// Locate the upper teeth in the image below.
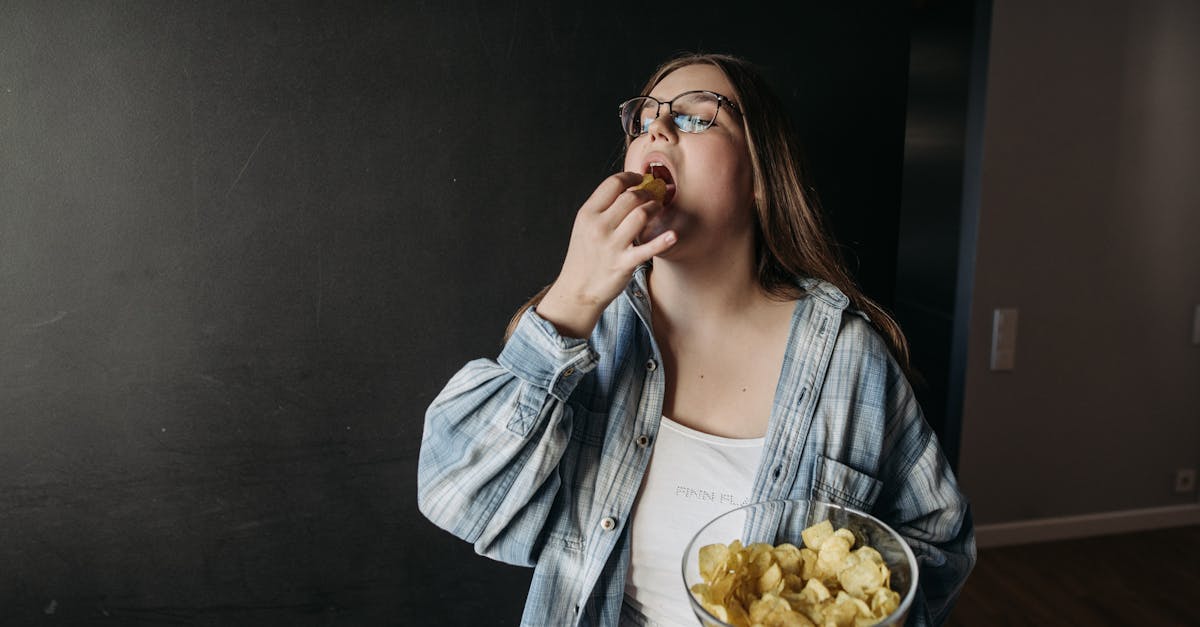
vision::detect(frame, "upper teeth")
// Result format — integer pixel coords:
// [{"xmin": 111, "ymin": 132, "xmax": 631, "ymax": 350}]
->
[{"xmin": 648, "ymin": 161, "xmax": 665, "ymax": 174}]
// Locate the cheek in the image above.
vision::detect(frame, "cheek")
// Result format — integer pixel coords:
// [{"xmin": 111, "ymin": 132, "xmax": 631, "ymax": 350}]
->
[
  {"xmin": 621, "ymin": 142, "xmax": 643, "ymax": 172},
  {"xmin": 723, "ymin": 147, "xmax": 755, "ymax": 204},
  {"xmin": 698, "ymin": 156, "xmax": 751, "ymax": 202},
  {"xmin": 738, "ymin": 158, "xmax": 755, "ymax": 199}
]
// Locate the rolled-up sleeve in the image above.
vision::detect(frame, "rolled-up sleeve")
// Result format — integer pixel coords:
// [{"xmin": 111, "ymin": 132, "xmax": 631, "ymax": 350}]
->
[
  {"xmin": 417, "ymin": 307, "xmax": 599, "ymax": 566},
  {"xmin": 877, "ymin": 360, "xmax": 976, "ymax": 626}
]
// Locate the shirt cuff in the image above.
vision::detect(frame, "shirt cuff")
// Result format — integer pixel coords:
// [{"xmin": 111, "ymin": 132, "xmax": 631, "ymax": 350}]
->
[{"xmin": 498, "ymin": 306, "xmax": 600, "ymax": 402}]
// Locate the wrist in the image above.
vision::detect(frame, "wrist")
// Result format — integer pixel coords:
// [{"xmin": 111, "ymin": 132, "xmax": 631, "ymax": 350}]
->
[{"xmin": 536, "ymin": 285, "xmax": 604, "ymax": 339}]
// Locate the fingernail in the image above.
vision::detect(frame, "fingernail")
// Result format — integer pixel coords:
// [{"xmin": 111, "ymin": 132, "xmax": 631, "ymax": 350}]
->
[{"xmin": 664, "ymin": 232, "xmax": 676, "ymax": 244}]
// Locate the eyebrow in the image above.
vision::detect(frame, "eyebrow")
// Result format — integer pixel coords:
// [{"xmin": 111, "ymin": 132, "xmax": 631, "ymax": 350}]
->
[{"xmin": 649, "ymin": 89, "xmax": 724, "ymax": 99}]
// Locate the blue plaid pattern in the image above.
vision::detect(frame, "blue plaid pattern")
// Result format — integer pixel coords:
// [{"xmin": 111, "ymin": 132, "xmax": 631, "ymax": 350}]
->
[{"xmin": 418, "ymin": 267, "xmax": 975, "ymax": 626}]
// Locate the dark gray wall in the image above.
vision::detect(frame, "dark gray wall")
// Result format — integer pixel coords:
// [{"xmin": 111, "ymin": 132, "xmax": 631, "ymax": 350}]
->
[
  {"xmin": 959, "ymin": 0, "xmax": 1200, "ymax": 525},
  {"xmin": 1, "ymin": 2, "xmax": 916, "ymax": 623}
]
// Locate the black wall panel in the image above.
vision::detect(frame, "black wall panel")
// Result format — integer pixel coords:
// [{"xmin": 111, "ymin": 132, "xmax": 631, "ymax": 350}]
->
[{"xmin": 0, "ymin": 2, "xmax": 924, "ymax": 623}]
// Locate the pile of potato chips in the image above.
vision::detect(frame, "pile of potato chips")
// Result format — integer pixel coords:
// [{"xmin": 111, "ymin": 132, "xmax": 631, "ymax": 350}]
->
[{"xmin": 690, "ymin": 520, "xmax": 901, "ymax": 627}]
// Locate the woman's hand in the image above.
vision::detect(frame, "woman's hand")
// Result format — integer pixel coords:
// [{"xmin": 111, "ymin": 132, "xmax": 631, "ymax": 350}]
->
[{"xmin": 536, "ymin": 172, "xmax": 677, "ymax": 338}]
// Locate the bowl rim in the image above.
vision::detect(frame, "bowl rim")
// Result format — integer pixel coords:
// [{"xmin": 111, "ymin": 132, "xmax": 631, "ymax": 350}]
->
[{"xmin": 680, "ymin": 498, "xmax": 920, "ymax": 626}]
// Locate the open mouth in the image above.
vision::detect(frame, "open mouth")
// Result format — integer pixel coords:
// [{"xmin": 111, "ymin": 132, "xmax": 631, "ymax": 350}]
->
[{"xmin": 645, "ymin": 161, "xmax": 677, "ymax": 205}]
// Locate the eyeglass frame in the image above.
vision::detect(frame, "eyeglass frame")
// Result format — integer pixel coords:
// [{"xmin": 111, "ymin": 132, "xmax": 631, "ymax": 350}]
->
[{"xmin": 617, "ymin": 90, "xmax": 742, "ymax": 138}]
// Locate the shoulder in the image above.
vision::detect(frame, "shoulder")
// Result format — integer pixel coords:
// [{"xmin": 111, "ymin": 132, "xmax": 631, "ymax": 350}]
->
[
  {"xmin": 794, "ymin": 277, "xmax": 888, "ymax": 357},
  {"xmin": 790, "ymin": 278, "xmax": 896, "ymax": 394},
  {"xmin": 835, "ymin": 312, "xmax": 890, "ymax": 361}
]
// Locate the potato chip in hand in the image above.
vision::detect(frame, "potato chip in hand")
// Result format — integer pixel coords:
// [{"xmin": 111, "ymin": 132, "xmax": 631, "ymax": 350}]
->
[{"xmin": 633, "ymin": 173, "xmax": 668, "ymax": 204}]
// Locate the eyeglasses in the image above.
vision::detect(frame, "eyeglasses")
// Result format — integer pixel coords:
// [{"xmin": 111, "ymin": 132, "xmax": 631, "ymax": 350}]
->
[{"xmin": 617, "ymin": 90, "xmax": 741, "ymax": 138}]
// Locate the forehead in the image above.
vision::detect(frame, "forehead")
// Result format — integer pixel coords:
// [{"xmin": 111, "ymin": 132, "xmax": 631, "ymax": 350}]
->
[{"xmin": 649, "ymin": 64, "xmax": 737, "ymax": 101}]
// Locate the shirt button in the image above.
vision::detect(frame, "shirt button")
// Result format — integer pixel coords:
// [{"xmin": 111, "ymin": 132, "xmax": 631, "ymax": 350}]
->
[
  {"xmin": 633, "ymin": 289, "xmax": 646, "ymax": 300},
  {"xmin": 645, "ymin": 359, "xmax": 657, "ymax": 372},
  {"xmin": 562, "ymin": 367, "xmax": 575, "ymax": 377},
  {"xmin": 636, "ymin": 435, "xmax": 650, "ymax": 448},
  {"xmin": 600, "ymin": 517, "xmax": 616, "ymax": 531}
]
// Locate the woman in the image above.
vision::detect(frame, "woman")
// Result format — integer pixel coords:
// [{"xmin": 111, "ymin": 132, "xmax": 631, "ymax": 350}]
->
[{"xmin": 418, "ymin": 53, "xmax": 975, "ymax": 626}]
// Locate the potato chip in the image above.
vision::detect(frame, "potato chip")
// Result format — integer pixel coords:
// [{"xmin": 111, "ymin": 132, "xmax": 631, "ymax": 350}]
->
[
  {"xmin": 690, "ymin": 518, "xmax": 902, "ymax": 627},
  {"xmin": 749, "ymin": 542, "xmax": 775, "ymax": 575},
  {"xmin": 772, "ymin": 543, "xmax": 804, "ymax": 576},
  {"xmin": 824, "ymin": 593, "xmax": 859, "ymax": 627},
  {"xmin": 749, "ymin": 592, "xmax": 791, "ymax": 622},
  {"xmin": 799, "ymin": 576, "xmax": 831, "ymax": 604},
  {"xmin": 632, "ymin": 173, "xmax": 668, "ymax": 203},
  {"xmin": 839, "ymin": 550, "xmax": 861, "ymax": 574},
  {"xmin": 853, "ymin": 546, "xmax": 884, "ymax": 566},
  {"xmin": 775, "ymin": 607, "xmax": 819, "ymax": 627},
  {"xmin": 838, "ymin": 560, "xmax": 884, "ymax": 599},
  {"xmin": 700, "ymin": 542, "xmax": 731, "ymax": 581},
  {"xmin": 870, "ymin": 586, "xmax": 901, "ymax": 617},
  {"xmin": 757, "ymin": 562, "xmax": 783, "ymax": 595},
  {"xmin": 750, "ymin": 593, "xmax": 817, "ymax": 627},
  {"xmin": 800, "ymin": 520, "xmax": 833, "ymax": 549},
  {"xmin": 815, "ymin": 534, "xmax": 852, "ymax": 581},
  {"xmin": 704, "ymin": 600, "xmax": 729, "ymax": 623},
  {"xmin": 724, "ymin": 600, "xmax": 750, "ymax": 626},
  {"xmin": 799, "ymin": 547, "xmax": 820, "ymax": 580},
  {"xmin": 842, "ymin": 595, "xmax": 877, "ymax": 627}
]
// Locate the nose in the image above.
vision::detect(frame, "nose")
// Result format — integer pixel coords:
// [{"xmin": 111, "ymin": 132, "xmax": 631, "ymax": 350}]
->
[{"xmin": 643, "ymin": 106, "xmax": 677, "ymax": 143}]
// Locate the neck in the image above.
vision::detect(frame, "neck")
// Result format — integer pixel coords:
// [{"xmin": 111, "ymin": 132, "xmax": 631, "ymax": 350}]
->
[{"xmin": 647, "ymin": 237, "xmax": 768, "ymax": 336}]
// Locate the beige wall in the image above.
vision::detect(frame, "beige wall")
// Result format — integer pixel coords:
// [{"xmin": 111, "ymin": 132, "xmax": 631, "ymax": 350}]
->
[{"xmin": 958, "ymin": 0, "xmax": 1200, "ymax": 524}]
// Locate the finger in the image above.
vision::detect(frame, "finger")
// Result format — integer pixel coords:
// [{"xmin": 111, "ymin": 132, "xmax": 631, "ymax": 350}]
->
[
  {"xmin": 580, "ymin": 172, "xmax": 649, "ymax": 213},
  {"xmin": 602, "ymin": 189, "xmax": 656, "ymax": 227},
  {"xmin": 627, "ymin": 229, "xmax": 677, "ymax": 264},
  {"xmin": 612, "ymin": 201, "xmax": 656, "ymax": 244}
]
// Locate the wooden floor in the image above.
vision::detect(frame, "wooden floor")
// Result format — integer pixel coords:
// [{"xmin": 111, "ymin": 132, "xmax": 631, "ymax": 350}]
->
[{"xmin": 946, "ymin": 524, "xmax": 1200, "ymax": 626}]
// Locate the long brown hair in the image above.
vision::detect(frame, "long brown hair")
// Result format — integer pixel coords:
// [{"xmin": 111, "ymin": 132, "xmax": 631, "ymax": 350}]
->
[{"xmin": 505, "ymin": 53, "xmax": 913, "ymax": 376}]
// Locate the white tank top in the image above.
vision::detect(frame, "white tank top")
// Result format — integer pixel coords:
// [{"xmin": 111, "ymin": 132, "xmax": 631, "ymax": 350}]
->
[{"xmin": 623, "ymin": 416, "xmax": 765, "ymax": 626}]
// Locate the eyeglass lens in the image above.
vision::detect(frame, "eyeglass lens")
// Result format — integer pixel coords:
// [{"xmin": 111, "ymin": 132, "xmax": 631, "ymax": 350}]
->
[{"xmin": 621, "ymin": 92, "xmax": 722, "ymax": 137}]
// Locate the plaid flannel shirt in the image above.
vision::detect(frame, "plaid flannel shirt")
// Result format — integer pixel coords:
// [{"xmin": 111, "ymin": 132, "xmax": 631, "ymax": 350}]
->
[{"xmin": 418, "ymin": 267, "xmax": 975, "ymax": 626}]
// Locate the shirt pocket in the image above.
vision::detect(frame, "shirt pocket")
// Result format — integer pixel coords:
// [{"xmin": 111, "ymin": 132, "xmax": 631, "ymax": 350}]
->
[
  {"xmin": 810, "ymin": 455, "xmax": 883, "ymax": 512},
  {"xmin": 506, "ymin": 381, "xmax": 552, "ymax": 437}
]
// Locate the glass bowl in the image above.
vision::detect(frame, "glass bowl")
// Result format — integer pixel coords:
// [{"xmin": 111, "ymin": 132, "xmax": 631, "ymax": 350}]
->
[{"xmin": 681, "ymin": 499, "xmax": 918, "ymax": 626}]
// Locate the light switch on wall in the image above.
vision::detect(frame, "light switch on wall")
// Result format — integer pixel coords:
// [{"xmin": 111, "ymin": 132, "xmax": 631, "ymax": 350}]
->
[{"xmin": 991, "ymin": 308, "xmax": 1018, "ymax": 371}]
